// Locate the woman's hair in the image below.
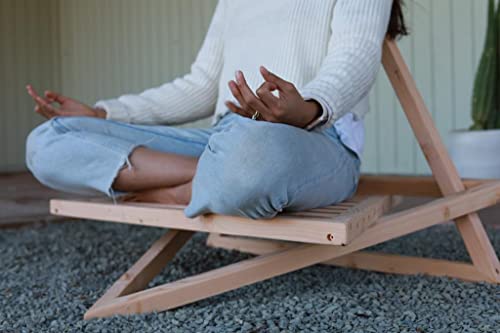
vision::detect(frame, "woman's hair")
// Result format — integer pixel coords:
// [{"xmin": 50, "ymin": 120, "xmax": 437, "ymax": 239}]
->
[{"xmin": 387, "ymin": 0, "xmax": 408, "ymax": 39}]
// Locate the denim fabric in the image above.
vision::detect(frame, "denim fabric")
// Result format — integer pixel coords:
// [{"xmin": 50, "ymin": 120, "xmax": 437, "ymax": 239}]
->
[{"xmin": 26, "ymin": 113, "xmax": 360, "ymax": 219}]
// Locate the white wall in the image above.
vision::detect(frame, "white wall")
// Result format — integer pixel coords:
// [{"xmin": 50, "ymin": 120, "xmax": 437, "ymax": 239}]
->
[
  {"xmin": 365, "ymin": 0, "xmax": 488, "ymax": 174},
  {"xmin": 59, "ymin": 0, "xmax": 217, "ymax": 109},
  {"xmin": 0, "ymin": 0, "xmax": 61, "ymax": 172},
  {"xmin": 0, "ymin": 0, "xmax": 489, "ymax": 173}
]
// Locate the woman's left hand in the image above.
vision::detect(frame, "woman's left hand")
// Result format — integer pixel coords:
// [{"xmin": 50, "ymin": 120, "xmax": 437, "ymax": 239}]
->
[{"xmin": 225, "ymin": 66, "xmax": 322, "ymax": 128}]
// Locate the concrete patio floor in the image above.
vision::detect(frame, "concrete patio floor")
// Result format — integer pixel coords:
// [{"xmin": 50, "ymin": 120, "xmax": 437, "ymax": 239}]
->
[
  {"xmin": 1, "ymin": 172, "xmax": 499, "ymax": 229},
  {"xmin": 0, "ymin": 172, "xmax": 81, "ymax": 228}
]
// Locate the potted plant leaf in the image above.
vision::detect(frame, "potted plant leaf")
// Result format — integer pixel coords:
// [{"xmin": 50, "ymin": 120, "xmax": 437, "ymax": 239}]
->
[{"xmin": 449, "ymin": 0, "xmax": 500, "ymax": 179}]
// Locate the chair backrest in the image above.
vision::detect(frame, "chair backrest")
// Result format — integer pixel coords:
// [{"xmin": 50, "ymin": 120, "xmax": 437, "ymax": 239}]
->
[{"xmin": 381, "ymin": 39, "xmax": 465, "ymax": 196}]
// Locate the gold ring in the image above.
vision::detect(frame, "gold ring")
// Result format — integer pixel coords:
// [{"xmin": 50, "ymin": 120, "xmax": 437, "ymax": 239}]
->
[{"xmin": 252, "ymin": 111, "xmax": 260, "ymax": 120}]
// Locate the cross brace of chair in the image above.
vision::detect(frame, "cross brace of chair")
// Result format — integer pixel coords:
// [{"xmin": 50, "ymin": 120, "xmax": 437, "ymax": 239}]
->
[{"xmin": 49, "ymin": 40, "xmax": 500, "ymax": 319}]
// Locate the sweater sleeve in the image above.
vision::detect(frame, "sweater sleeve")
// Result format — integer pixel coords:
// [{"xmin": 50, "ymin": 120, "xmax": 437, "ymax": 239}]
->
[
  {"xmin": 299, "ymin": 0, "xmax": 392, "ymax": 128},
  {"xmin": 95, "ymin": 0, "xmax": 226, "ymax": 125}
]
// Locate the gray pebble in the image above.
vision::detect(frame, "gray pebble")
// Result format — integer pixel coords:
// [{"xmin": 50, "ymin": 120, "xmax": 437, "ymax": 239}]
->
[{"xmin": 0, "ymin": 222, "xmax": 499, "ymax": 332}]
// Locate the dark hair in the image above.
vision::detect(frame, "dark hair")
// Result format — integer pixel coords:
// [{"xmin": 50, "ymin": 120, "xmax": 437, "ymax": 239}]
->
[{"xmin": 387, "ymin": 0, "xmax": 408, "ymax": 39}]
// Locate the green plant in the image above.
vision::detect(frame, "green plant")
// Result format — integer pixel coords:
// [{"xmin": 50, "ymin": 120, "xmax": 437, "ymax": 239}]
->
[{"xmin": 471, "ymin": 0, "xmax": 499, "ymax": 130}]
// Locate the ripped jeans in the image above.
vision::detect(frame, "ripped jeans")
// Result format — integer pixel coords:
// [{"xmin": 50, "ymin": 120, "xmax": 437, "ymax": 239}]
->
[{"xmin": 26, "ymin": 113, "xmax": 361, "ymax": 219}]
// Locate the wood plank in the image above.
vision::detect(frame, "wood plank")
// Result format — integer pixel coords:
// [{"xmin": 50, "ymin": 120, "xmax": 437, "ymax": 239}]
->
[
  {"xmin": 50, "ymin": 201, "xmax": 350, "ymax": 245},
  {"xmin": 300, "ymin": 208, "xmax": 346, "ymax": 213},
  {"xmin": 84, "ymin": 242, "xmax": 329, "ymax": 318},
  {"xmin": 383, "ymin": 40, "xmax": 500, "ymax": 282},
  {"xmin": 357, "ymin": 174, "xmax": 494, "ymax": 197},
  {"xmin": 51, "ymin": 196, "xmax": 392, "ymax": 246},
  {"xmin": 86, "ymin": 181, "xmax": 500, "ymax": 317},
  {"xmin": 394, "ymin": 16, "xmax": 416, "ymax": 174},
  {"xmin": 87, "ymin": 230, "xmax": 193, "ymax": 317},
  {"xmin": 325, "ymin": 252, "xmax": 482, "ymax": 282},
  {"xmin": 207, "ymin": 234, "xmax": 484, "ymax": 282},
  {"xmin": 329, "ymin": 181, "xmax": 500, "ymax": 280},
  {"xmin": 282, "ymin": 211, "xmax": 343, "ymax": 218},
  {"xmin": 335, "ymin": 196, "xmax": 395, "ymax": 242},
  {"xmin": 207, "ymin": 233, "xmax": 296, "ymax": 254},
  {"xmin": 207, "ymin": 182, "xmax": 500, "ymax": 283}
]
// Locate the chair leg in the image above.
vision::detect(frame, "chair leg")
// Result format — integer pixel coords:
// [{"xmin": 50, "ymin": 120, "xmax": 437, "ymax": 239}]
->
[
  {"xmin": 85, "ymin": 230, "xmax": 194, "ymax": 319},
  {"xmin": 454, "ymin": 214, "xmax": 500, "ymax": 282},
  {"xmin": 207, "ymin": 234, "xmax": 488, "ymax": 283},
  {"xmin": 86, "ymin": 183, "xmax": 500, "ymax": 319},
  {"xmin": 85, "ymin": 242, "xmax": 322, "ymax": 319},
  {"xmin": 382, "ymin": 40, "xmax": 500, "ymax": 283}
]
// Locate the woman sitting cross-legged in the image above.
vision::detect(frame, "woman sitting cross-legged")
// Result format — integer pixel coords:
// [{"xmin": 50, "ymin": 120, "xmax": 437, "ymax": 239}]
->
[{"xmin": 25, "ymin": 0, "xmax": 407, "ymax": 219}]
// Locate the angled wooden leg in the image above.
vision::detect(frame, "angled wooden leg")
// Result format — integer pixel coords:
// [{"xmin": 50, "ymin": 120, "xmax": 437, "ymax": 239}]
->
[
  {"xmin": 356, "ymin": 175, "xmax": 494, "ymax": 197},
  {"xmin": 324, "ymin": 251, "xmax": 483, "ymax": 281},
  {"xmin": 453, "ymin": 214, "xmax": 500, "ymax": 281},
  {"xmin": 207, "ymin": 234, "xmax": 486, "ymax": 283},
  {"xmin": 84, "ymin": 41, "xmax": 500, "ymax": 320},
  {"xmin": 85, "ymin": 230, "xmax": 194, "ymax": 319},
  {"xmin": 383, "ymin": 40, "xmax": 500, "ymax": 282},
  {"xmin": 86, "ymin": 181, "xmax": 500, "ymax": 319}
]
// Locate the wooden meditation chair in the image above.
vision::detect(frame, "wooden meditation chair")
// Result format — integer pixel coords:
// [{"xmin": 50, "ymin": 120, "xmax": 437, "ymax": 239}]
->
[{"xmin": 50, "ymin": 39, "xmax": 500, "ymax": 320}]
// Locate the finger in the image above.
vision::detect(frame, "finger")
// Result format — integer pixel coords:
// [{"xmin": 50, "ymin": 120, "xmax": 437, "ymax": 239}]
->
[
  {"xmin": 26, "ymin": 84, "xmax": 43, "ymax": 101},
  {"xmin": 27, "ymin": 85, "xmax": 53, "ymax": 107},
  {"xmin": 45, "ymin": 90, "xmax": 68, "ymax": 104},
  {"xmin": 226, "ymin": 101, "xmax": 268, "ymax": 122},
  {"xmin": 27, "ymin": 86, "xmax": 54, "ymax": 119},
  {"xmin": 33, "ymin": 104, "xmax": 53, "ymax": 117},
  {"xmin": 228, "ymin": 80, "xmax": 252, "ymax": 116},
  {"xmin": 235, "ymin": 71, "xmax": 270, "ymax": 114},
  {"xmin": 35, "ymin": 95, "xmax": 61, "ymax": 118},
  {"xmin": 44, "ymin": 93, "xmax": 57, "ymax": 104},
  {"xmin": 29, "ymin": 87, "xmax": 52, "ymax": 117},
  {"xmin": 225, "ymin": 101, "xmax": 249, "ymax": 118},
  {"xmin": 260, "ymin": 66, "xmax": 295, "ymax": 92},
  {"xmin": 256, "ymin": 82, "xmax": 279, "ymax": 108},
  {"xmin": 31, "ymin": 88, "xmax": 70, "ymax": 119},
  {"xmin": 34, "ymin": 103, "xmax": 52, "ymax": 119}
]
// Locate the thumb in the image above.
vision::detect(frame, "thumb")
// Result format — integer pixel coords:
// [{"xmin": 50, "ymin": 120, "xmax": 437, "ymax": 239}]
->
[{"xmin": 260, "ymin": 66, "xmax": 291, "ymax": 92}]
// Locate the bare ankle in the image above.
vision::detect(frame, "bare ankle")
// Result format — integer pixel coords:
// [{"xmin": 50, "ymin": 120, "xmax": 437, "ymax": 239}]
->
[{"xmin": 173, "ymin": 181, "xmax": 192, "ymax": 205}]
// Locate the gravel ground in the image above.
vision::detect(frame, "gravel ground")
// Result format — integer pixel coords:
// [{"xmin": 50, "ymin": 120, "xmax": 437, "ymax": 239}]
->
[{"xmin": 0, "ymin": 221, "xmax": 499, "ymax": 333}]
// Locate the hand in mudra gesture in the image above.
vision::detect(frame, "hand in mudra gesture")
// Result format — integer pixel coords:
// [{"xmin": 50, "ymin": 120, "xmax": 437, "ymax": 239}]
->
[
  {"xmin": 26, "ymin": 85, "xmax": 106, "ymax": 119},
  {"xmin": 225, "ymin": 66, "xmax": 322, "ymax": 128}
]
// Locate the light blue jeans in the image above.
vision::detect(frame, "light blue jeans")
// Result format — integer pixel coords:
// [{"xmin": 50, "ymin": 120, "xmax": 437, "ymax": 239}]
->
[{"xmin": 26, "ymin": 113, "xmax": 361, "ymax": 219}]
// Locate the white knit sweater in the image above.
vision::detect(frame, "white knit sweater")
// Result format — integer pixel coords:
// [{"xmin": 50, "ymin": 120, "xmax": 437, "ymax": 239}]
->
[{"xmin": 96, "ymin": 0, "xmax": 393, "ymax": 156}]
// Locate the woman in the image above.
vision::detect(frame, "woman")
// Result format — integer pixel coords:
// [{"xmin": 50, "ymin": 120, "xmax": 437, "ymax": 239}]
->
[{"xmin": 26, "ymin": 0, "xmax": 407, "ymax": 219}]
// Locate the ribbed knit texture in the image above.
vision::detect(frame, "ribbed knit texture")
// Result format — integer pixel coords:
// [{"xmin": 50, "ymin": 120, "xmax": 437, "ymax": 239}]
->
[{"xmin": 95, "ymin": 0, "xmax": 393, "ymax": 156}]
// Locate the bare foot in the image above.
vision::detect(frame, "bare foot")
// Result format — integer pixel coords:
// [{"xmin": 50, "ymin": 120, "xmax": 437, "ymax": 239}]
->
[{"xmin": 123, "ymin": 181, "xmax": 192, "ymax": 205}]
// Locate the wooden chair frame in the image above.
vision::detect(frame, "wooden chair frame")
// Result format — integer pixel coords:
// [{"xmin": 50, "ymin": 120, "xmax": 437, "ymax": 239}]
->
[{"xmin": 50, "ymin": 40, "xmax": 500, "ymax": 320}]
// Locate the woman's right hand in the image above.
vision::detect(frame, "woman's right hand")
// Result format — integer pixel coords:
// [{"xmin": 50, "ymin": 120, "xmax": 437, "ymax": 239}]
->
[{"xmin": 26, "ymin": 84, "xmax": 107, "ymax": 119}]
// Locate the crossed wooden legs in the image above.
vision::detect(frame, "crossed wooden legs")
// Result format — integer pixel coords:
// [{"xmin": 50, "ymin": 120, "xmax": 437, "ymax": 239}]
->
[
  {"xmin": 79, "ymin": 39, "xmax": 500, "ymax": 319},
  {"xmin": 84, "ymin": 181, "xmax": 500, "ymax": 319},
  {"xmin": 85, "ymin": 230, "xmax": 194, "ymax": 319},
  {"xmin": 206, "ymin": 235, "xmax": 487, "ymax": 283}
]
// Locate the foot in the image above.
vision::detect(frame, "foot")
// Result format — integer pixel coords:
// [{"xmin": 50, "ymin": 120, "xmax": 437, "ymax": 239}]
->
[{"xmin": 122, "ymin": 181, "xmax": 192, "ymax": 205}]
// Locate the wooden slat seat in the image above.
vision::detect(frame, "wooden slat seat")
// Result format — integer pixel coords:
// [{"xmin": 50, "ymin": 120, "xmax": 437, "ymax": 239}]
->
[
  {"xmin": 46, "ymin": 39, "xmax": 500, "ymax": 320},
  {"xmin": 51, "ymin": 195, "xmax": 395, "ymax": 246}
]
